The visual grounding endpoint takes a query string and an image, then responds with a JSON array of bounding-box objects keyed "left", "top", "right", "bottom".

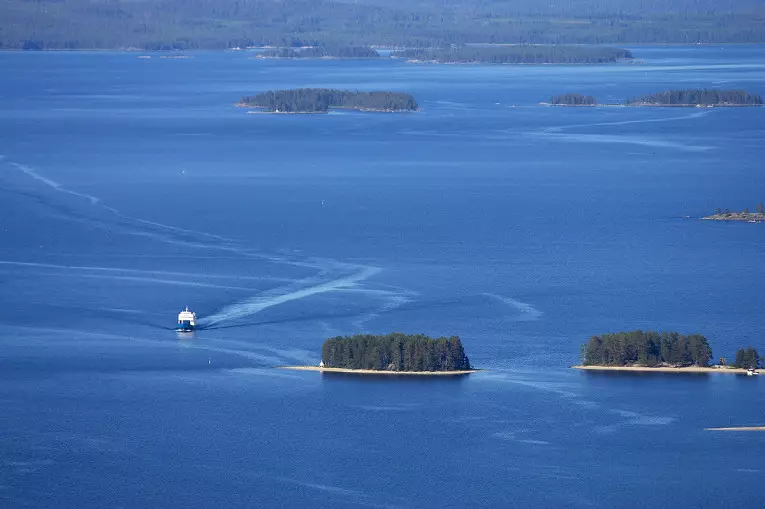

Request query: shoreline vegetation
[
  {"left": 579, "top": 330, "right": 761, "bottom": 373},
  {"left": 574, "top": 365, "right": 762, "bottom": 375},
  {"left": 280, "top": 366, "right": 477, "bottom": 376},
  {"left": 546, "top": 89, "right": 763, "bottom": 107},
  {"left": 702, "top": 204, "right": 765, "bottom": 222},
  {"left": 321, "top": 333, "right": 472, "bottom": 372},
  {"left": 393, "top": 45, "right": 633, "bottom": 64},
  {"left": 238, "top": 88, "right": 418, "bottom": 113}
]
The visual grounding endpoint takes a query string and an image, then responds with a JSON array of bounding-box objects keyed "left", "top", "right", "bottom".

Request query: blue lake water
[{"left": 1, "top": 46, "right": 764, "bottom": 508}]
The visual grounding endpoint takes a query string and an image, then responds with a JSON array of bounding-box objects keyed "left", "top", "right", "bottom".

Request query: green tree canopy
[
  {"left": 582, "top": 330, "right": 712, "bottom": 367},
  {"left": 734, "top": 347, "right": 760, "bottom": 369},
  {"left": 322, "top": 333, "right": 471, "bottom": 371}
]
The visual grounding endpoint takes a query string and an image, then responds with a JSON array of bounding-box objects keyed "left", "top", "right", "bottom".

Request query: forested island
[
  {"left": 576, "top": 330, "right": 762, "bottom": 373},
  {"left": 626, "top": 89, "right": 763, "bottom": 106},
  {"left": 549, "top": 93, "right": 598, "bottom": 106},
  {"left": 257, "top": 46, "right": 380, "bottom": 59},
  {"left": 546, "top": 89, "right": 763, "bottom": 107},
  {"left": 702, "top": 204, "right": 765, "bottom": 222},
  {"left": 393, "top": 45, "right": 633, "bottom": 64},
  {"left": 5, "top": 0, "right": 765, "bottom": 50},
  {"left": 238, "top": 88, "right": 418, "bottom": 113},
  {"left": 281, "top": 333, "right": 474, "bottom": 375},
  {"left": 322, "top": 333, "right": 472, "bottom": 372}
]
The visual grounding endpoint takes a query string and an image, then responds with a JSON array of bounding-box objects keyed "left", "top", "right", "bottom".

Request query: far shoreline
[
  {"left": 573, "top": 365, "right": 762, "bottom": 375},
  {"left": 280, "top": 366, "right": 478, "bottom": 376}
]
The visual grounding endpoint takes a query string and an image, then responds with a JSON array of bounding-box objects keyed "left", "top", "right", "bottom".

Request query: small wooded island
[
  {"left": 547, "top": 89, "right": 763, "bottom": 107},
  {"left": 281, "top": 333, "right": 476, "bottom": 375},
  {"left": 394, "top": 45, "right": 633, "bottom": 64},
  {"left": 575, "top": 330, "right": 762, "bottom": 374},
  {"left": 239, "top": 88, "right": 418, "bottom": 113},
  {"left": 702, "top": 204, "right": 765, "bottom": 222}
]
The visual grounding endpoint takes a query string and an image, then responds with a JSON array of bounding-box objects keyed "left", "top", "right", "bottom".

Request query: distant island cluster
[
  {"left": 702, "top": 203, "right": 765, "bottom": 223},
  {"left": 548, "top": 89, "right": 763, "bottom": 107},
  {"left": 282, "top": 333, "right": 475, "bottom": 375},
  {"left": 577, "top": 330, "right": 761, "bottom": 373},
  {"left": 238, "top": 88, "right": 419, "bottom": 113}
]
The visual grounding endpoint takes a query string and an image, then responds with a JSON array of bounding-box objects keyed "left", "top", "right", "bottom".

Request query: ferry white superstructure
[{"left": 177, "top": 306, "right": 197, "bottom": 331}]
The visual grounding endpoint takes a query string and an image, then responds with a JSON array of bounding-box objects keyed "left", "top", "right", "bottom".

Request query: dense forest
[
  {"left": 240, "top": 88, "right": 418, "bottom": 113},
  {"left": 734, "top": 347, "right": 760, "bottom": 369},
  {"left": 259, "top": 47, "right": 380, "bottom": 59},
  {"left": 581, "top": 331, "right": 713, "bottom": 367},
  {"left": 626, "top": 89, "right": 763, "bottom": 106},
  {"left": 321, "top": 333, "right": 472, "bottom": 371},
  {"left": 549, "top": 93, "right": 598, "bottom": 105},
  {"left": 394, "top": 46, "right": 633, "bottom": 64},
  {"left": 2, "top": 0, "right": 765, "bottom": 49}
]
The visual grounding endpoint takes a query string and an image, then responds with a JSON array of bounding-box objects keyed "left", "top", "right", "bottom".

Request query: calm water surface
[{"left": 1, "top": 46, "right": 764, "bottom": 508}]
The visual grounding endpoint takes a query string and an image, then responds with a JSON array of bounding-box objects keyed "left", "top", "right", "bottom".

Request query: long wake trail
[{"left": 1, "top": 156, "right": 397, "bottom": 329}]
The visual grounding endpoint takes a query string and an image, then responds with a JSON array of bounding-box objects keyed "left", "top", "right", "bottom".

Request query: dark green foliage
[
  {"left": 394, "top": 45, "right": 633, "bottom": 64},
  {"left": 241, "top": 88, "right": 418, "bottom": 113},
  {"left": 734, "top": 347, "right": 760, "bottom": 369},
  {"left": 550, "top": 93, "right": 598, "bottom": 105},
  {"left": 22, "top": 40, "right": 44, "bottom": 51},
  {"left": 322, "top": 333, "right": 471, "bottom": 371},
  {"left": 2, "top": 0, "right": 764, "bottom": 50},
  {"left": 261, "top": 47, "right": 380, "bottom": 59},
  {"left": 627, "top": 89, "right": 763, "bottom": 105},
  {"left": 582, "top": 330, "right": 712, "bottom": 367}
]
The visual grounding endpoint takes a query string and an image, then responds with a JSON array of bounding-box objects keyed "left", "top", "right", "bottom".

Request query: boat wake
[
  {"left": 199, "top": 266, "right": 383, "bottom": 327},
  {"left": 0, "top": 155, "right": 406, "bottom": 331}
]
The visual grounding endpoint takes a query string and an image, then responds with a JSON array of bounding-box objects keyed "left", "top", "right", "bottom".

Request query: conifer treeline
[
  {"left": 627, "top": 89, "right": 763, "bottom": 105},
  {"left": 550, "top": 93, "right": 597, "bottom": 105},
  {"left": 241, "top": 88, "right": 418, "bottom": 113},
  {"left": 548, "top": 89, "right": 763, "bottom": 106},
  {"left": 582, "top": 331, "right": 712, "bottom": 367},
  {"left": 322, "top": 333, "right": 471, "bottom": 371},
  {"left": 734, "top": 347, "right": 760, "bottom": 369},
  {"left": 395, "top": 45, "right": 633, "bottom": 64}
]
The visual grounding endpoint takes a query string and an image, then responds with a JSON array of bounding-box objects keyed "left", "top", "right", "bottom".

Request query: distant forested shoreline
[
  {"left": 239, "top": 89, "right": 418, "bottom": 113},
  {"left": 4, "top": 0, "right": 765, "bottom": 50},
  {"left": 322, "top": 333, "right": 471, "bottom": 372},
  {"left": 548, "top": 89, "right": 763, "bottom": 106},
  {"left": 394, "top": 45, "right": 633, "bottom": 64}
]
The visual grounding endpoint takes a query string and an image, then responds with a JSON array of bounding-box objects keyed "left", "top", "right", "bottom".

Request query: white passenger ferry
[{"left": 177, "top": 306, "right": 197, "bottom": 331}]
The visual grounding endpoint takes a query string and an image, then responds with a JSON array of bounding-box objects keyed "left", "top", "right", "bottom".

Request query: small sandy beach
[
  {"left": 280, "top": 366, "right": 478, "bottom": 376},
  {"left": 573, "top": 365, "right": 762, "bottom": 374},
  {"left": 705, "top": 426, "right": 765, "bottom": 431}
]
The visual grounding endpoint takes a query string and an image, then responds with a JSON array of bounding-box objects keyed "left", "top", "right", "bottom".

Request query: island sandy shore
[
  {"left": 280, "top": 366, "right": 478, "bottom": 376},
  {"left": 573, "top": 365, "right": 762, "bottom": 374},
  {"left": 705, "top": 426, "right": 765, "bottom": 431}
]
